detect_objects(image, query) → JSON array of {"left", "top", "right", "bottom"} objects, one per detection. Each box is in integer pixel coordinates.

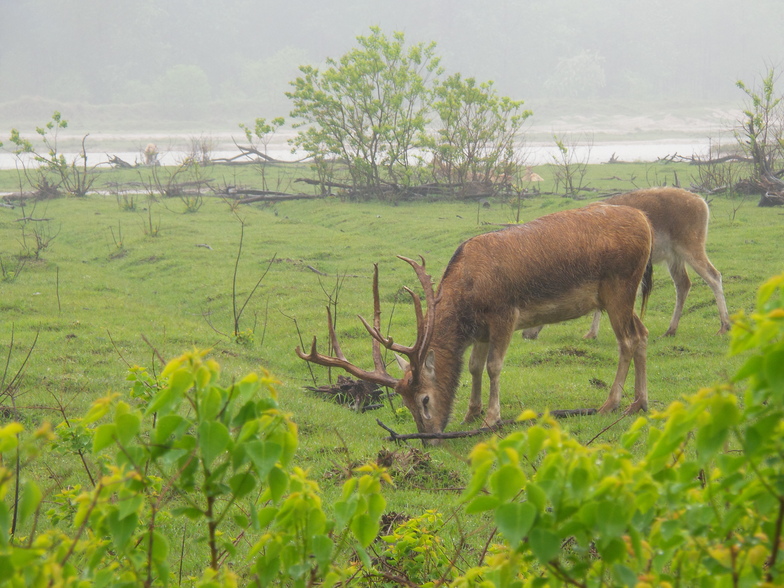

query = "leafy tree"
[
  {"left": 430, "top": 74, "right": 531, "bottom": 187},
  {"left": 286, "top": 27, "right": 442, "bottom": 196},
  {"left": 7, "top": 111, "right": 96, "bottom": 198},
  {"left": 735, "top": 66, "right": 784, "bottom": 181}
]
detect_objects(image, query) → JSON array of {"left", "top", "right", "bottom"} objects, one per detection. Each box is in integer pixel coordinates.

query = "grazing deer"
[
  {"left": 523, "top": 187, "right": 730, "bottom": 341},
  {"left": 297, "top": 204, "right": 653, "bottom": 442}
]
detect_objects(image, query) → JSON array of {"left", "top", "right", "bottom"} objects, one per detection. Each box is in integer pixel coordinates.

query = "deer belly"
[{"left": 515, "top": 287, "right": 600, "bottom": 329}]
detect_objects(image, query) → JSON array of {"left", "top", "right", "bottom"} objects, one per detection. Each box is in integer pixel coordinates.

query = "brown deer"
[
  {"left": 523, "top": 187, "right": 730, "bottom": 341},
  {"left": 297, "top": 204, "right": 654, "bottom": 442}
]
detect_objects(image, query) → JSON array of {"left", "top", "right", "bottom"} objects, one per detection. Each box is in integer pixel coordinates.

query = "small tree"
[
  {"left": 287, "top": 27, "right": 442, "bottom": 196},
  {"left": 735, "top": 67, "right": 784, "bottom": 181},
  {"left": 551, "top": 133, "right": 593, "bottom": 197},
  {"left": 430, "top": 74, "right": 530, "bottom": 189},
  {"left": 8, "top": 111, "right": 97, "bottom": 198}
]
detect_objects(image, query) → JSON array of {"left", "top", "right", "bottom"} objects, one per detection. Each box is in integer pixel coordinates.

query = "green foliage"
[
  {"left": 375, "top": 511, "right": 457, "bottom": 587},
  {"left": 458, "top": 273, "right": 784, "bottom": 586},
  {"left": 7, "top": 111, "right": 97, "bottom": 198},
  {"left": 287, "top": 26, "right": 442, "bottom": 194},
  {"left": 1, "top": 350, "right": 391, "bottom": 586},
  {"left": 430, "top": 74, "right": 531, "bottom": 188},
  {"left": 735, "top": 67, "right": 784, "bottom": 179}
]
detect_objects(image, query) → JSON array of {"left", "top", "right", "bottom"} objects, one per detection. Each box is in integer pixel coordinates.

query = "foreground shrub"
[
  {"left": 0, "top": 350, "right": 388, "bottom": 586},
  {"left": 458, "top": 273, "right": 784, "bottom": 587}
]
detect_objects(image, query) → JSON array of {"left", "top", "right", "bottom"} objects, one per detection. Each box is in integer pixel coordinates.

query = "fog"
[{"left": 1, "top": 0, "right": 782, "bottom": 149}]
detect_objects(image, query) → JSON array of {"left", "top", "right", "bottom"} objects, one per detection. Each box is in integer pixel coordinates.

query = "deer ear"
[
  {"left": 423, "top": 349, "right": 436, "bottom": 377},
  {"left": 394, "top": 353, "right": 410, "bottom": 372}
]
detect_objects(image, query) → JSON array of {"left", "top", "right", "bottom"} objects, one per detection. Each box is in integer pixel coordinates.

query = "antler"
[
  {"left": 296, "top": 263, "right": 398, "bottom": 388},
  {"left": 359, "top": 256, "right": 437, "bottom": 370},
  {"left": 296, "top": 257, "right": 438, "bottom": 385}
]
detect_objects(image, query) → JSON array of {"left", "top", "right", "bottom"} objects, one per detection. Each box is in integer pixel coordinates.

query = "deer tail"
[{"left": 639, "top": 256, "right": 654, "bottom": 319}]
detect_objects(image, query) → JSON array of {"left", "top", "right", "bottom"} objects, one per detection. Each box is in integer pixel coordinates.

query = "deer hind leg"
[
  {"left": 599, "top": 290, "right": 648, "bottom": 414},
  {"left": 664, "top": 259, "right": 691, "bottom": 336},
  {"left": 686, "top": 252, "right": 731, "bottom": 334},
  {"left": 625, "top": 313, "right": 648, "bottom": 414},
  {"left": 464, "top": 341, "right": 489, "bottom": 424},
  {"left": 583, "top": 310, "right": 602, "bottom": 339}
]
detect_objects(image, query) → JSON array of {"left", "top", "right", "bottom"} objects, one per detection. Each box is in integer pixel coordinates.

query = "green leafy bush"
[
  {"left": 458, "top": 273, "right": 784, "bottom": 587},
  {"left": 0, "top": 350, "right": 387, "bottom": 586}
]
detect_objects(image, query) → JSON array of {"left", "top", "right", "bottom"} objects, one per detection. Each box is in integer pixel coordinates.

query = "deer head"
[{"left": 296, "top": 256, "right": 443, "bottom": 436}]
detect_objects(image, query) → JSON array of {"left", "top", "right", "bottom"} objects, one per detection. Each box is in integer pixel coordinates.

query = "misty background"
[{"left": 1, "top": 0, "right": 783, "bottom": 148}]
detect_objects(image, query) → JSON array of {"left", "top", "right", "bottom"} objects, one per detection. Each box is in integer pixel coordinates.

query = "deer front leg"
[
  {"left": 482, "top": 330, "right": 514, "bottom": 427},
  {"left": 464, "top": 342, "right": 488, "bottom": 423}
]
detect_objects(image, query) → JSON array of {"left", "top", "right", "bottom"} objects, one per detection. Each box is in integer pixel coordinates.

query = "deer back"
[{"left": 604, "top": 188, "right": 709, "bottom": 264}]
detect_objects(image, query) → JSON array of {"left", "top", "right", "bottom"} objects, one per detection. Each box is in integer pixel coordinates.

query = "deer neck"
[{"left": 424, "top": 307, "right": 473, "bottom": 428}]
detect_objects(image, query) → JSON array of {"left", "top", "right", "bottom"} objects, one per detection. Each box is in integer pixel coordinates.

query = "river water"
[{"left": 0, "top": 131, "right": 725, "bottom": 171}]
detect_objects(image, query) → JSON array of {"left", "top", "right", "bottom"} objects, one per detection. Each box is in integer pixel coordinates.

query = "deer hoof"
[
  {"left": 624, "top": 400, "right": 648, "bottom": 415},
  {"left": 597, "top": 401, "right": 620, "bottom": 414},
  {"left": 717, "top": 325, "right": 731, "bottom": 335},
  {"left": 462, "top": 409, "right": 483, "bottom": 424},
  {"left": 663, "top": 328, "right": 677, "bottom": 337}
]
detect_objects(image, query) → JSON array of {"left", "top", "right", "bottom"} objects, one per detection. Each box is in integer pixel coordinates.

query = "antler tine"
[
  {"left": 358, "top": 263, "right": 413, "bottom": 356},
  {"left": 295, "top": 300, "right": 398, "bottom": 389},
  {"left": 396, "top": 255, "right": 438, "bottom": 363}
]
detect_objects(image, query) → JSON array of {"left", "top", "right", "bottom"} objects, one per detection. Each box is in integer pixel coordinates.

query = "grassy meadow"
[{"left": 1, "top": 158, "right": 781, "bottom": 568}]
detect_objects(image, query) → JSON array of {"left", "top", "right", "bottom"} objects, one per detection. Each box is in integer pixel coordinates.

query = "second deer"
[{"left": 524, "top": 187, "right": 730, "bottom": 341}]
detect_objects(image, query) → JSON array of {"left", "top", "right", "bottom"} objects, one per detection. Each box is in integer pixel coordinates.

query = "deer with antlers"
[
  {"left": 523, "top": 187, "right": 730, "bottom": 341},
  {"left": 297, "top": 204, "right": 654, "bottom": 442}
]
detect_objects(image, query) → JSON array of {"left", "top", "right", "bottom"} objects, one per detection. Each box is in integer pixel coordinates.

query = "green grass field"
[{"left": 1, "top": 160, "right": 781, "bottom": 570}]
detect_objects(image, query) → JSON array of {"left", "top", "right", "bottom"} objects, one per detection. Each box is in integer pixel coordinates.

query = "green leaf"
[
  {"left": 367, "top": 492, "right": 386, "bottom": 520},
  {"left": 116, "top": 495, "right": 143, "bottom": 521},
  {"left": 153, "top": 414, "right": 187, "bottom": 444},
  {"left": 114, "top": 412, "right": 140, "bottom": 445},
  {"left": 526, "top": 482, "right": 547, "bottom": 511},
  {"left": 257, "top": 506, "right": 278, "bottom": 529},
  {"left": 93, "top": 423, "right": 117, "bottom": 452},
  {"left": 199, "top": 386, "right": 223, "bottom": 422},
  {"left": 107, "top": 509, "right": 138, "bottom": 552},
  {"left": 17, "top": 481, "right": 42, "bottom": 528},
  {"left": 172, "top": 507, "right": 204, "bottom": 521},
  {"left": 149, "top": 530, "right": 170, "bottom": 562},
  {"left": 229, "top": 471, "right": 257, "bottom": 499},
  {"left": 267, "top": 465, "right": 288, "bottom": 503},
  {"left": 312, "top": 534, "right": 334, "bottom": 571},
  {"left": 247, "top": 440, "right": 282, "bottom": 479},
  {"left": 147, "top": 369, "right": 192, "bottom": 416},
  {"left": 528, "top": 527, "right": 561, "bottom": 563},
  {"left": 495, "top": 502, "right": 536, "bottom": 546},
  {"left": 490, "top": 464, "right": 525, "bottom": 502},
  {"left": 351, "top": 513, "right": 379, "bottom": 548},
  {"left": 465, "top": 494, "right": 500, "bottom": 514},
  {"left": 764, "top": 346, "right": 784, "bottom": 391},
  {"left": 198, "top": 420, "right": 230, "bottom": 468}
]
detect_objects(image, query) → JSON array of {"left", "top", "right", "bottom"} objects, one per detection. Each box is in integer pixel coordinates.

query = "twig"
[{"left": 584, "top": 413, "right": 628, "bottom": 446}]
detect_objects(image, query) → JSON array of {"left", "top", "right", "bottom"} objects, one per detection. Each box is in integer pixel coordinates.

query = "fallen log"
[
  {"left": 238, "top": 191, "right": 324, "bottom": 203},
  {"left": 759, "top": 192, "right": 784, "bottom": 207}
]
